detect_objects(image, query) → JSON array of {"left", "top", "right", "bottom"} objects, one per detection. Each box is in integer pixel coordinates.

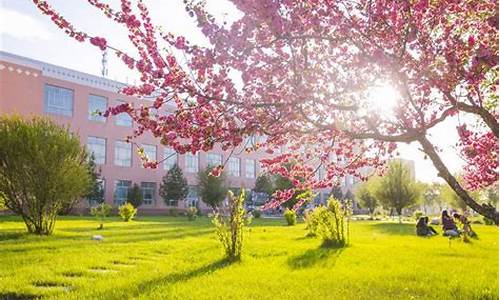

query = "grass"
[{"left": 0, "top": 215, "right": 497, "bottom": 300}]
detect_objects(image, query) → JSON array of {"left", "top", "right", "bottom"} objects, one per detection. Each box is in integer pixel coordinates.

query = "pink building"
[{"left": 0, "top": 51, "right": 272, "bottom": 213}]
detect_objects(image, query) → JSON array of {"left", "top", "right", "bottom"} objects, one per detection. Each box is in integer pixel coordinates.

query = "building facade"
[{"left": 0, "top": 51, "right": 358, "bottom": 213}]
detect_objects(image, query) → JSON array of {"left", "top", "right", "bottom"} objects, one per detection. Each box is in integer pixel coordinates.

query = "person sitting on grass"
[
  {"left": 416, "top": 216, "right": 437, "bottom": 237},
  {"left": 453, "top": 213, "right": 477, "bottom": 239},
  {"left": 441, "top": 210, "right": 460, "bottom": 237}
]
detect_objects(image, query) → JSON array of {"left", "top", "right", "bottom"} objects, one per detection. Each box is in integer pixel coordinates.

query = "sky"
[{"left": 0, "top": 0, "right": 466, "bottom": 183}]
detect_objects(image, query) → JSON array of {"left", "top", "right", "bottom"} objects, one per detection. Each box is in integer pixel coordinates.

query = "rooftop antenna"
[{"left": 101, "top": 50, "right": 108, "bottom": 77}]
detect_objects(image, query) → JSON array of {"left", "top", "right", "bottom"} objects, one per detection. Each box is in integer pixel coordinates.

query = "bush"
[
  {"left": 119, "top": 203, "right": 137, "bottom": 222},
  {"left": 186, "top": 207, "right": 198, "bottom": 221},
  {"left": 252, "top": 209, "right": 261, "bottom": 218},
  {"left": 212, "top": 190, "right": 247, "bottom": 261},
  {"left": 304, "top": 209, "right": 319, "bottom": 237},
  {"left": 311, "top": 198, "right": 350, "bottom": 248},
  {"left": 284, "top": 208, "right": 297, "bottom": 226},
  {"left": 484, "top": 216, "right": 495, "bottom": 225},
  {"left": 90, "top": 203, "right": 112, "bottom": 229},
  {"left": 414, "top": 210, "right": 424, "bottom": 221},
  {"left": 0, "top": 116, "right": 91, "bottom": 235},
  {"left": 169, "top": 208, "right": 179, "bottom": 217}
]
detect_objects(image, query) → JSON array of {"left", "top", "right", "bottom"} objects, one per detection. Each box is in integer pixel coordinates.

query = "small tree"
[
  {"left": 198, "top": 166, "right": 228, "bottom": 209},
  {"left": 90, "top": 203, "right": 112, "bottom": 230},
  {"left": 160, "top": 164, "right": 188, "bottom": 207},
  {"left": 127, "top": 183, "right": 143, "bottom": 208},
  {"left": 0, "top": 116, "right": 91, "bottom": 235},
  {"left": 331, "top": 185, "right": 344, "bottom": 201},
  {"left": 375, "top": 161, "right": 421, "bottom": 223},
  {"left": 355, "top": 182, "right": 378, "bottom": 217},
  {"left": 85, "top": 154, "right": 105, "bottom": 206},
  {"left": 212, "top": 190, "right": 247, "bottom": 261},
  {"left": 254, "top": 173, "right": 274, "bottom": 195}
]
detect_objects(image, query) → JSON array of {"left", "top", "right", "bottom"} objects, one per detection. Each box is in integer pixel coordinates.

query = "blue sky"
[{"left": 0, "top": 0, "right": 465, "bottom": 183}]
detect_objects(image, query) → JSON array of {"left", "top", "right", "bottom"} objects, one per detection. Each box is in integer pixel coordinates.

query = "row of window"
[
  {"left": 44, "top": 84, "right": 133, "bottom": 126},
  {"left": 111, "top": 180, "right": 199, "bottom": 207},
  {"left": 87, "top": 137, "right": 257, "bottom": 178}
]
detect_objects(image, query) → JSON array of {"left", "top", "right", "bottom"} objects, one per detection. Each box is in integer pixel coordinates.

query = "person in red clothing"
[{"left": 441, "top": 210, "right": 460, "bottom": 237}]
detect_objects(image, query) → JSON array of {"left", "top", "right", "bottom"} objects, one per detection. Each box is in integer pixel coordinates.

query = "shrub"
[
  {"left": 127, "top": 183, "right": 143, "bottom": 208},
  {"left": 284, "top": 208, "right": 297, "bottom": 226},
  {"left": 169, "top": 208, "right": 179, "bottom": 217},
  {"left": 119, "top": 203, "right": 137, "bottom": 222},
  {"left": 212, "top": 190, "right": 247, "bottom": 261},
  {"left": 0, "top": 116, "right": 91, "bottom": 235},
  {"left": 414, "top": 210, "right": 424, "bottom": 221},
  {"left": 186, "top": 206, "right": 198, "bottom": 221},
  {"left": 304, "top": 209, "right": 319, "bottom": 237},
  {"left": 252, "top": 209, "right": 261, "bottom": 218},
  {"left": 313, "top": 197, "right": 350, "bottom": 248},
  {"left": 90, "top": 203, "right": 112, "bottom": 229},
  {"left": 484, "top": 216, "right": 495, "bottom": 225}
]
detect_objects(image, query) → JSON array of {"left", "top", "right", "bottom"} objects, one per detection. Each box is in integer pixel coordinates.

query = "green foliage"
[
  {"left": 0, "top": 115, "right": 91, "bottom": 235},
  {"left": 310, "top": 197, "right": 349, "bottom": 247},
  {"left": 414, "top": 210, "right": 424, "bottom": 221},
  {"left": 252, "top": 209, "right": 261, "bottom": 218},
  {"left": 355, "top": 181, "right": 378, "bottom": 216},
  {"left": 330, "top": 185, "right": 344, "bottom": 200},
  {"left": 169, "top": 208, "right": 179, "bottom": 217},
  {"left": 212, "top": 190, "right": 247, "bottom": 261},
  {"left": 119, "top": 202, "right": 137, "bottom": 222},
  {"left": 198, "top": 166, "right": 228, "bottom": 209},
  {"left": 304, "top": 209, "right": 319, "bottom": 237},
  {"left": 440, "top": 178, "right": 480, "bottom": 212},
  {"left": 90, "top": 203, "right": 112, "bottom": 229},
  {"left": 484, "top": 216, "right": 495, "bottom": 225},
  {"left": 160, "top": 164, "right": 188, "bottom": 206},
  {"left": 374, "top": 161, "right": 421, "bottom": 221},
  {"left": 284, "top": 208, "right": 297, "bottom": 226},
  {"left": 186, "top": 206, "right": 198, "bottom": 221},
  {"left": 254, "top": 173, "right": 274, "bottom": 195},
  {"left": 85, "top": 154, "right": 104, "bottom": 206},
  {"left": 127, "top": 183, "right": 143, "bottom": 208}
]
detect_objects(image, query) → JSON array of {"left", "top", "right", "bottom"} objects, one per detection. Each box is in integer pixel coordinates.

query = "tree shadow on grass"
[
  {"left": 288, "top": 245, "right": 345, "bottom": 269},
  {"left": 370, "top": 222, "right": 416, "bottom": 236},
  {"left": 0, "top": 292, "right": 41, "bottom": 300},
  {"left": 0, "top": 232, "right": 27, "bottom": 242},
  {"left": 127, "top": 258, "right": 232, "bottom": 297}
]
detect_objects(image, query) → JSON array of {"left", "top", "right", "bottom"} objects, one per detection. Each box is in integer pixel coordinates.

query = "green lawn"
[{"left": 0, "top": 216, "right": 498, "bottom": 300}]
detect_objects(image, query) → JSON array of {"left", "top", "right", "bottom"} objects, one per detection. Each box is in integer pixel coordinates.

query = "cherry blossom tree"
[{"left": 32, "top": 0, "right": 498, "bottom": 224}]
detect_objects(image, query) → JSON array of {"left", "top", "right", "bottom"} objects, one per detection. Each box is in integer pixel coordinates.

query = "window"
[
  {"left": 114, "top": 180, "right": 131, "bottom": 205},
  {"left": 115, "top": 100, "right": 132, "bottom": 127},
  {"left": 245, "top": 159, "right": 255, "bottom": 178},
  {"left": 187, "top": 185, "right": 198, "bottom": 207},
  {"left": 88, "top": 95, "right": 107, "bottom": 122},
  {"left": 44, "top": 84, "right": 74, "bottom": 116},
  {"left": 142, "top": 144, "right": 156, "bottom": 162},
  {"left": 141, "top": 182, "right": 156, "bottom": 206},
  {"left": 228, "top": 157, "right": 240, "bottom": 177},
  {"left": 114, "top": 141, "right": 132, "bottom": 167},
  {"left": 186, "top": 152, "right": 199, "bottom": 173},
  {"left": 87, "top": 136, "right": 106, "bottom": 165},
  {"left": 163, "top": 147, "right": 178, "bottom": 170},
  {"left": 207, "top": 153, "right": 222, "bottom": 167}
]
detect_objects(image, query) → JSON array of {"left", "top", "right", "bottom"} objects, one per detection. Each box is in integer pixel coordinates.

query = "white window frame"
[
  {"left": 245, "top": 159, "right": 256, "bottom": 178},
  {"left": 114, "top": 180, "right": 131, "bottom": 205},
  {"left": 87, "top": 136, "right": 106, "bottom": 165},
  {"left": 44, "top": 84, "right": 74, "bottom": 117},
  {"left": 114, "top": 100, "right": 132, "bottom": 127},
  {"left": 88, "top": 94, "right": 107, "bottom": 122},
  {"left": 228, "top": 157, "right": 241, "bottom": 177},
  {"left": 207, "top": 153, "right": 222, "bottom": 167},
  {"left": 114, "top": 141, "right": 132, "bottom": 167},
  {"left": 186, "top": 152, "right": 199, "bottom": 173},
  {"left": 163, "top": 147, "right": 178, "bottom": 170}
]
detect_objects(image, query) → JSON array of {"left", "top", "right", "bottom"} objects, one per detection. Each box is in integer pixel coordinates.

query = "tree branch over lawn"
[{"left": 32, "top": 0, "right": 498, "bottom": 224}]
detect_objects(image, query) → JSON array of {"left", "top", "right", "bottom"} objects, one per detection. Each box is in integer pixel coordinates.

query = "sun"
[{"left": 366, "top": 83, "right": 400, "bottom": 116}]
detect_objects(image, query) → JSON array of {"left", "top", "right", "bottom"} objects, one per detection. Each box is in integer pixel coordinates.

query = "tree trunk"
[{"left": 418, "top": 136, "right": 499, "bottom": 225}]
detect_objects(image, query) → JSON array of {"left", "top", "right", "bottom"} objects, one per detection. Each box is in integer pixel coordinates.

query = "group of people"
[{"left": 416, "top": 210, "right": 477, "bottom": 239}]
